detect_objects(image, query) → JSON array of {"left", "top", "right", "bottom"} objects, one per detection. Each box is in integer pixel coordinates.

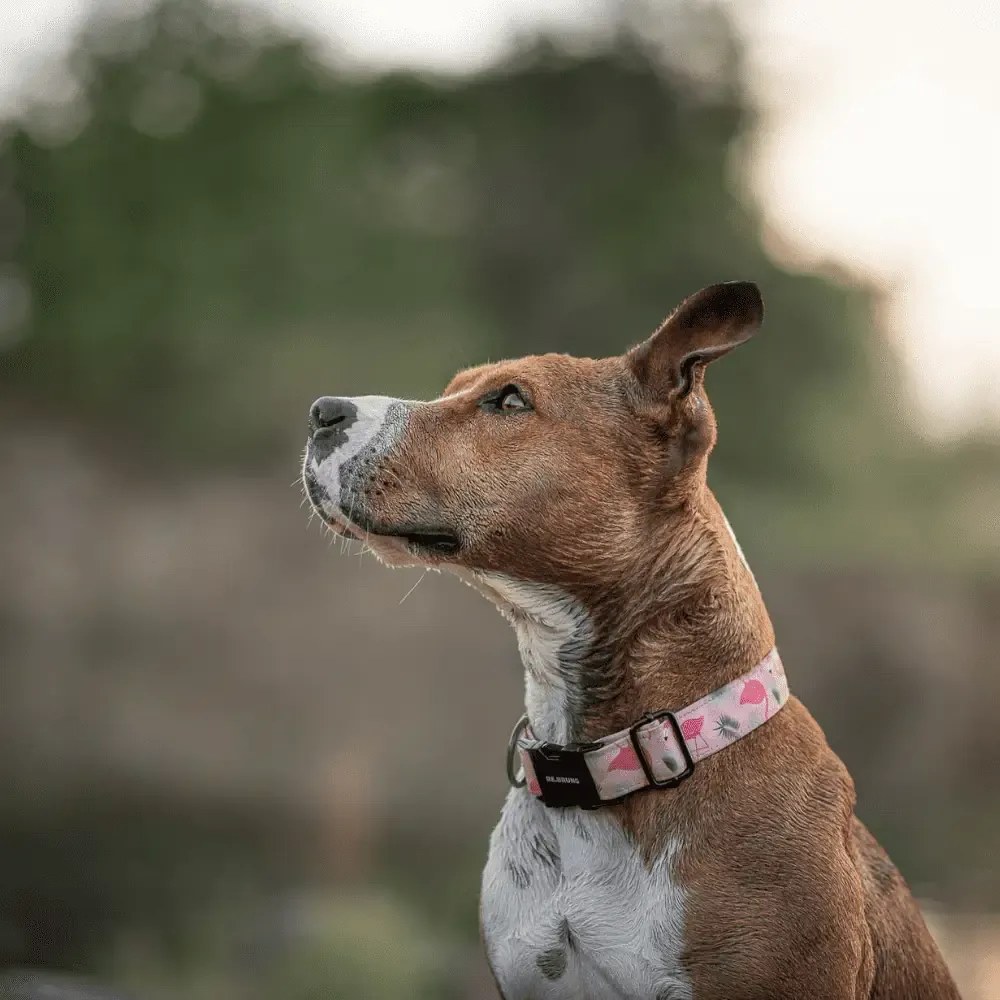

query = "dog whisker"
[{"left": 398, "top": 570, "right": 428, "bottom": 605}]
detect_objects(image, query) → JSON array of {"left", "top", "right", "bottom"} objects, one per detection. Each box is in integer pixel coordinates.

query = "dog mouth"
[
  {"left": 342, "top": 511, "right": 461, "bottom": 556},
  {"left": 373, "top": 525, "right": 461, "bottom": 555},
  {"left": 337, "top": 517, "right": 462, "bottom": 558},
  {"left": 303, "top": 471, "right": 461, "bottom": 557}
]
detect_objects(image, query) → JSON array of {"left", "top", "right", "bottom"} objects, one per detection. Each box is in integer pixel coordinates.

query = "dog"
[{"left": 301, "top": 282, "right": 960, "bottom": 999}]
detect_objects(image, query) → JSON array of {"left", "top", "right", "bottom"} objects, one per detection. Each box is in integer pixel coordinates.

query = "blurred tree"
[{"left": 1, "top": 0, "right": 886, "bottom": 496}]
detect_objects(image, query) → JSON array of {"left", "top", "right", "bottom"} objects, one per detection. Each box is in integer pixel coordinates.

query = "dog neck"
[{"left": 469, "top": 485, "right": 775, "bottom": 744}]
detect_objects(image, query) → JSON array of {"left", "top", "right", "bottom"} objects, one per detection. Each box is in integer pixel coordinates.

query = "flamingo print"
[
  {"left": 680, "top": 715, "right": 709, "bottom": 753},
  {"left": 608, "top": 744, "right": 642, "bottom": 772},
  {"left": 740, "top": 678, "right": 769, "bottom": 719}
]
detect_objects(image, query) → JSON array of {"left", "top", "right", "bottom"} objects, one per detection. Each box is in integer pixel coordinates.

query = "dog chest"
[{"left": 481, "top": 790, "right": 693, "bottom": 1000}]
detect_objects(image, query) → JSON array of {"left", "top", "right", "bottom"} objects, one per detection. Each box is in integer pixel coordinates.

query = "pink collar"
[{"left": 510, "top": 648, "right": 788, "bottom": 808}]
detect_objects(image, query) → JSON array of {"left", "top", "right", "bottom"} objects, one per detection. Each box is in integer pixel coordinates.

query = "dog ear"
[{"left": 629, "top": 282, "right": 763, "bottom": 398}]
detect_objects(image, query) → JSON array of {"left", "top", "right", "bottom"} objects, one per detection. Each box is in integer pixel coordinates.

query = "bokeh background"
[{"left": 1, "top": 1, "right": 998, "bottom": 997}]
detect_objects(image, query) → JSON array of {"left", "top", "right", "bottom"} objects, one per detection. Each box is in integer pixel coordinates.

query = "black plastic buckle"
[
  {"left": 628, "top": 711, "right": 695, "bottom": 788},
  {"left": 528, "top": 742, "right": 603, "bottom": 809}
]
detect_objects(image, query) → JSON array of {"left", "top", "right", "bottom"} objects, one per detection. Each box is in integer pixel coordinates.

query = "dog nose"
[{"left": 309, "top": 396, "right": 353, "bottom": 432}]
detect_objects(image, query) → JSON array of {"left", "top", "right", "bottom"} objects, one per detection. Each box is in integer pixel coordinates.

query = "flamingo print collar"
[{"left": 511, "top": 648, "right": 789, "bottom": 808}]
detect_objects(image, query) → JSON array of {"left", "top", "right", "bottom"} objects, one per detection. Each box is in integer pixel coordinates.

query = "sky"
[{"left": 2, "top": 0, "right": 998, "bottom": 435}]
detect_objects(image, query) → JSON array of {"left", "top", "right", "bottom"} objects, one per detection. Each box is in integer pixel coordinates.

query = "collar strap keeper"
[{"left": 508, "top": 647, "right": 788, "bottom": 809}]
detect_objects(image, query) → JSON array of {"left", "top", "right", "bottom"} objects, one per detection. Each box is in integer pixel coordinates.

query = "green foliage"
[
  {"left": 1, "top": 0, "right": 884, "bottom": 491},
  {"left": 107, "top": 892, "right": 463, "bottom": 1000},
  {"left": 3, "top": 790, "right": 472, "bottom": 999},
  {"left": 262, "top": 894, "right": 462, "bottom": 1000}
]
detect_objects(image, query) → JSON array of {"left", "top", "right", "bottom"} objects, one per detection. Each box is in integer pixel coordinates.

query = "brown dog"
[{"left": 302, "top": 282, "right": 960, "bottom": 999}]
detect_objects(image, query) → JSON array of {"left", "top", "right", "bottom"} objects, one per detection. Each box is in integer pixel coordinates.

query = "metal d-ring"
[{"left": 506, "top": 714, "right": 530, "bottom": 788}]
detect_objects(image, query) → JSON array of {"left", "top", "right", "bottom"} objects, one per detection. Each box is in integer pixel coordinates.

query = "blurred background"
[{"left": 0, "top": 0, "right": 998, "bottom": 997}]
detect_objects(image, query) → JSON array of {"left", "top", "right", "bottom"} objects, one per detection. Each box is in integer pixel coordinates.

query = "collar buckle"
[
  {"left": 628, "top": 711, "right": 695, "bottom": 788},
  {"left": 527, "top": 742, "right": 603, "bottom": 809}
]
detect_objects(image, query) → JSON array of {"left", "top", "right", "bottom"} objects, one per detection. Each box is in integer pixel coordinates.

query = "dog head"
[{"left": 302, "top": 282, "right": 762, "bottom": 593}]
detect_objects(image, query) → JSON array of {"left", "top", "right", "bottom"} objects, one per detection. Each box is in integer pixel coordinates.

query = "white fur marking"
[
  {"left": 474, "top": 574, "right": 693, "bottom": 999},
  {"left": 474, "top": 573, "right": 592, "bottom": 743},
  {"left": 483, "top": 791, "right": 692, "bottom": 999},
  {"left": 308, "top": 395, "right": 398, "bottom": 515}
]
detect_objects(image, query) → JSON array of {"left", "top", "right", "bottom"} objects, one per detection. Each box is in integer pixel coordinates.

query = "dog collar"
[{"left": 507, "top": 647, "right": 788, "bottom": 809}]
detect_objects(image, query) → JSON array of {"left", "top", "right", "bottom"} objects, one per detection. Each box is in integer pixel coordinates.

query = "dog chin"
[
  {"left": 312, "top": 504, "right": 414, "bottom": 566},
  {"left": 302, "top": 468, "right": 463, "bottom": 568},
  {"left": 340, "top": 525, "right": 452, "bottom": 570},
  {"left": 359, "top": 522, "right": 462, "bottom": 569}
]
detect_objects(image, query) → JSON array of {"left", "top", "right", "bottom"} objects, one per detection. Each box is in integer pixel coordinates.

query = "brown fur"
[{"left": 309, "top": 283, "right": 960, "bottom": 998}]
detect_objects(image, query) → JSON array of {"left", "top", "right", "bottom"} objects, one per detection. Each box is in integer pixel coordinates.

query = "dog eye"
[
  {"left": 499, "top": 386, "right": 529, "bottom": 411},
  {"left": 482, "top": 384, "right": 532, "bottom": 414}
]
